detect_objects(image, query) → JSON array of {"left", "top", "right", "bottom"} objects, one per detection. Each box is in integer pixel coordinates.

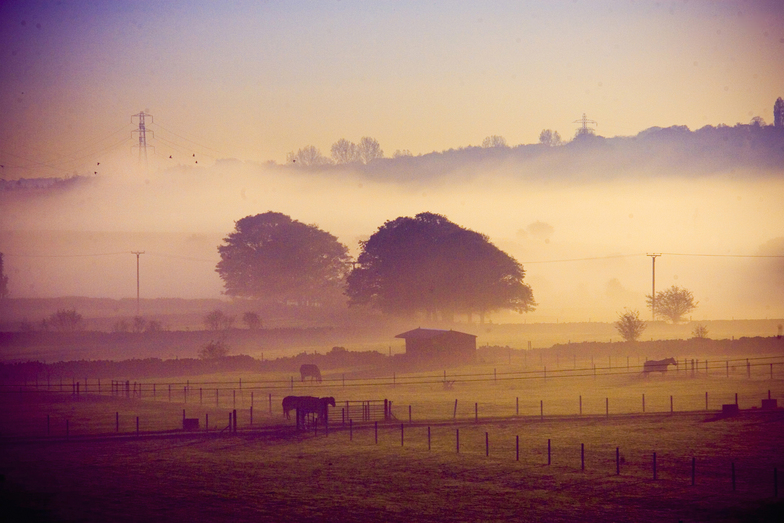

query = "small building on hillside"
[{"left": 395, "top": 328, "right": 477, "bottom": 365}]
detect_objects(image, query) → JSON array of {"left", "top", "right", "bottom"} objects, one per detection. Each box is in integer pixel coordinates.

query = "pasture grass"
[
  {"left": 1, "top": 408, "right": 783, "bottom": 522},
  {"left": 2, "top": 360, "right": 784, "bottom": 522}
]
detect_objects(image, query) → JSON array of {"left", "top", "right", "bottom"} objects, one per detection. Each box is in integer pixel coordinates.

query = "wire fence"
[{"left": 2, "top": 355, "right": 783, "bottom": 394}]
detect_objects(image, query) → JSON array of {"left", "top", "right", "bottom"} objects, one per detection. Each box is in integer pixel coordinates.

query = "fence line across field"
[
  {"left": 28, "top": 413, "right": 783, "bottom": 500},
  {"left": 9, "top": 385, "right": 781, "bottom": 444},
  {"left": 3, "top": 355, "right": 783, "bottom": 394}
]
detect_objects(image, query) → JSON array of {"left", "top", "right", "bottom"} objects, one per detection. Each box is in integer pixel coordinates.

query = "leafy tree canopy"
[
  {"left": 216, "top": 212, "right": 350, "bottom": 304},
  {"left": 614, "top": 309, "right": 646, "bottom": 342},
  {"left": 646, "top": 285, "right": 698, "bottom": 323},
  {"left": 346, "top": 212, "right": 535, "bottom": 320}
]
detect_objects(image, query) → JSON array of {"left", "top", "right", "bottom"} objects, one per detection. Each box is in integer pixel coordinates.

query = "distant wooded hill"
[
  {"left": 3, "top": 123, "right": 782, "bottom": 187},
  {"left": 293, "top": 123, "right": 784, "bottom": 182}
]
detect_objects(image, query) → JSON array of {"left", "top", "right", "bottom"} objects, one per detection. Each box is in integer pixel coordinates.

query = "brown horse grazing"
[
  {"left": 643, "top": 357, "right": 677, "bottom": 375},
  {"left": 300, "top": 364, "right": 322, "bottom": 383}
]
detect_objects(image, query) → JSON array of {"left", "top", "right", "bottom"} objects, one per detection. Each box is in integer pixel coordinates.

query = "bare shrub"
[
  {"left": 199, "top": 340, "right": 230, "bottom": 360},
  {"left": 614, "top": 309, "right": 646, "bottom": 342},
  {"left": 48, "top": 309, "right": 85, "bottom": 332}
]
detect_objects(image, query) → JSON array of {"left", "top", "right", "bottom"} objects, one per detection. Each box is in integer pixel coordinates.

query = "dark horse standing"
[
  {"left": 300, "top": 364, "right": 322, "bottom": 383},
  {"left": 643, "top": 357, "right": 677, "bottom": 376},
  {"left": 282, "top": 396, "right": 335, "bottom": 429}
]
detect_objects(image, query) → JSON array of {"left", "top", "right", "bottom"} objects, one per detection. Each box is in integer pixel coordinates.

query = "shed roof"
[{"left": 395, "top": 328, "right": 477, "bottom": 340}]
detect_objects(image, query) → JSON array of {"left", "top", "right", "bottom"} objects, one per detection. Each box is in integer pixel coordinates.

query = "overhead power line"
[
  {"left": 150, "top": 122, "right": 230, "bottom": 157},
  {"left": 522, "top": 252, "right": 784, "bottom": 264},
  {"left": 521, "top": 254, "right": 643, "bottom": 264},
  {"left": 4, "top": 251, "right": 216, "bottom": 263},
  {"left": 660, "top": 252, "right": 784, "bottom": 258},
  {"left": 4, "top": 251, "right": 130, "bottom": 258}
]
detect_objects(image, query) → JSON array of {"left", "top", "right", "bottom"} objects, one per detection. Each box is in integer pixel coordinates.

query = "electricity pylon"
[
  {"left": 573, "top": 113, "right": 598, "bottom": 137},
  {"left": 131, "top": 111, "right": 154, "bottom": 164}
]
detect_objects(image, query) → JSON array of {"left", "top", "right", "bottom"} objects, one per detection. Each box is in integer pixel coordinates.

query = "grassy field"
[{"left": 2, "top": 360, "right": 784, "bottom": 522}]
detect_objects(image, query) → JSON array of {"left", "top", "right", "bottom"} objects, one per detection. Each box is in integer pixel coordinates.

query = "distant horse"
[
  {"left": 643, "top": 357, "right": 677, "bottom": 376},
  {"left": 300, "top": 364, "right": 322, "bottom": 383}
]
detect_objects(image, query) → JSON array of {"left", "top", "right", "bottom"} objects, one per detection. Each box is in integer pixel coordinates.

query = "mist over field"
[{"left": 2, "top": 129, "right": 783, "bottom": 323}]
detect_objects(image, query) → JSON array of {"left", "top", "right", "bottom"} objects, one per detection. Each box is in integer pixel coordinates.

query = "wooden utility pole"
[{"left": 131, "top": 251, "right": 145, "bottom": 315}]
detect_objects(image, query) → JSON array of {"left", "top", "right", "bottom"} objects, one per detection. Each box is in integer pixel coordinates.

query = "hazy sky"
[
  {"left": 1, "top": 0, "right": 783, "bottom": 173},
  {"left": 1, "top": 1, "right": 783, "bottom": 323}
]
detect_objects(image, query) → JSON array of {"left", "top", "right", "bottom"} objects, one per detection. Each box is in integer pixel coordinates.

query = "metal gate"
[{"left": 341, "top": 399, "right": 390, "bottom": 423}]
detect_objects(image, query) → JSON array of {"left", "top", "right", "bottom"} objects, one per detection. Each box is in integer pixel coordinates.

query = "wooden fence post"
[
  {"left": 453, "top": 399, "right": 458, "bottom": 419},
  {"left": 642, "top": 393, "right": 645, "bottom": 413},
  {"left": 732, "top": 462, "right": 736, "bottom": 491},
  {"left": 547, "top": 439, "right": 551, "bottom": 465},
  {"left": 692, "top": 457, "right": 696, "bottom": 486},
  {"left": 350, "top": 419, "right": 353, "bottom": 441},
  {"left": 605, "top": 398, "right": 609, "bottom": 418},
  {"left": 653, "top": 452, "right": 657, "bottom": 480},
  {"left": 485, "top": 432, "right": 489, "bottom": 457},
  {"left": 670, "top": 395, "right": 673, "bottom": 413}
]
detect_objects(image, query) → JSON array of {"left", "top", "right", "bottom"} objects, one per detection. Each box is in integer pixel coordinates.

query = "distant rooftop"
[{"left": 395, "top": 328, "right": 477, "bottom": 340}]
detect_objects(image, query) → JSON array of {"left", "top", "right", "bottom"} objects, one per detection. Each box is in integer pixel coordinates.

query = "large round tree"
[
  {"left": 216, "top": 212, "right": 350, "bottom": 305},
  {"left": 346, "top": 212, "right": 536, "bottom": 321}
]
